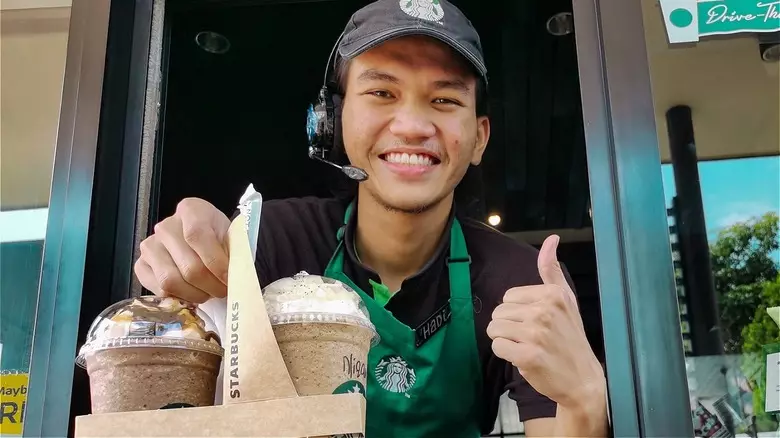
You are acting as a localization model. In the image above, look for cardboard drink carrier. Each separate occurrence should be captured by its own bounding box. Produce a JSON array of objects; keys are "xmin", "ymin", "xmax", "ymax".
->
[{"xmin": 75, "ymin": 186, "xmax": 367, "ymax": 437}]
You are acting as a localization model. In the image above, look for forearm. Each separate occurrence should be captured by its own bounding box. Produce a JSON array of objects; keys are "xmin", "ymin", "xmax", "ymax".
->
[{"xmin": 552, "ymin": 380, "xmax": 609, "ymax": 437}]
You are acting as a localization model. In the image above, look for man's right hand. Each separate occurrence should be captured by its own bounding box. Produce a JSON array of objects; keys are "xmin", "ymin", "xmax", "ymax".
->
[{"xmin": 134, "ymin": 198, "xmax": 231, "ymax": 304}]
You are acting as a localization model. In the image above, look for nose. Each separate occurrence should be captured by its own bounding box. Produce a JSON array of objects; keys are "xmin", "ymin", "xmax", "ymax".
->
[{"xmin": 388, "ymin": 104, "xmax": 436, "ymax": 142}]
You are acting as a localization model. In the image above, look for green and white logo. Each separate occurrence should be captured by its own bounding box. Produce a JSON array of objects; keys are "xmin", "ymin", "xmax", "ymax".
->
[
  {"xmin": 659, "ymin": 0, "xmax": 780, "ymax": 43},
  {"xmin": 332, "ymin": 380, "xmax": 366, "ymax": 395},
  {"xmin": 399, "ymin": 0, "xmax": 445, "ymax": 23},
  {"xmin": 374, "ymin": 355, "xmax": 416, "ymax": 395}
]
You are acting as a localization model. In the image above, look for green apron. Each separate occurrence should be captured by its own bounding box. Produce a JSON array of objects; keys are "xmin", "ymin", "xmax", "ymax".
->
[{"xmin": 324, "ymin": 205, "xmax": 483, "ymax": 437}]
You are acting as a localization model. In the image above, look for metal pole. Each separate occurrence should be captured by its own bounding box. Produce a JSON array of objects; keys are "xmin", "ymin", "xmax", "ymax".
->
[{"xmin": 666, "ymin": 105, "xmax": 724, "ymax": 357}]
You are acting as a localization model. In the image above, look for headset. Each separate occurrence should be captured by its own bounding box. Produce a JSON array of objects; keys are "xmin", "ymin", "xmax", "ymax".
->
[{"xmin": 306, "ymin": 32, "xmax": 368, "ymax": 181}]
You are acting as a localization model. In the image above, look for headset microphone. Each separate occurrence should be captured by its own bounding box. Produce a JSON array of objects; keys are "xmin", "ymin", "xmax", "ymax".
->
[
  {"xmin": 306, "ymin": 32, "xmax": 368, "ymax": 182},
  {"xmin": 309, "ymin": 151, "xmax": 368, "ymax": 181}
]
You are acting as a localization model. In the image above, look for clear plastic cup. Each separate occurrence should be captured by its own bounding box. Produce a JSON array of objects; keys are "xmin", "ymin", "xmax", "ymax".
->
[
  {"xmin": 76, "ymin": 296, "xmax": 224, "ymax": 413},
  {"xmin": 264, "ymin": 272, "xmax": 379, "ymax": 397}
]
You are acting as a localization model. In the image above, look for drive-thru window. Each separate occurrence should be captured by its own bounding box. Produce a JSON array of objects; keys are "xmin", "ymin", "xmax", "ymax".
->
[{"xmin": 1, "ymin": 1, "xmax": 776, "ymax": 437}]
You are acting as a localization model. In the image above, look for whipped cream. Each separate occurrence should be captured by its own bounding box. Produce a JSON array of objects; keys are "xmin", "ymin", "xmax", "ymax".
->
[{"xmin": 263, "ymin": 272, "xmax": 376, "ymax": 334}]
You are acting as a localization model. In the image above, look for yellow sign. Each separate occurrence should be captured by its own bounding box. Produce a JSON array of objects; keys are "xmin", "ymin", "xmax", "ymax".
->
[{"xmin": 0, "ymin": 374, "xmax": 28, "ymax": 436}]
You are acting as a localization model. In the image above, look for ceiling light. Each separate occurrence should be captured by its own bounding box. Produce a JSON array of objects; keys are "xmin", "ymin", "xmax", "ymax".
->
[
  {"xmin": 195, "ymin": 31, "xmax": 231, "ymax": 55},
  {"xmin": 758, "ymin": 32, "xmax": 780, "ymax": 62},
  {"xmin": 546, "ymin": 12, "xmax": 574, "ymax": 36},
  {"xmin": 760, "ymin": 43, "xmax": 780, "ymax": 62},
  {"xmin": 488, "ymin": 214, "xmax": 501, "ymax": 227}
]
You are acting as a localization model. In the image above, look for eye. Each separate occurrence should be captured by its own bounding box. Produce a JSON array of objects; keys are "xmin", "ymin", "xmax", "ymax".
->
[
  {"xmin": 432, "ymin": 97, "xmax": 463, "ymax": 106},
  {"xmin": 366, "ymin": 90, "xmax": 394, "ymax": 99}
]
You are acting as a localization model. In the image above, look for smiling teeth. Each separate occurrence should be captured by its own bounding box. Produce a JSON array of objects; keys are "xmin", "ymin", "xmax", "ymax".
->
[{"xmin": 385, "ymin": 153, "xmax": 434, "ymax": 166}]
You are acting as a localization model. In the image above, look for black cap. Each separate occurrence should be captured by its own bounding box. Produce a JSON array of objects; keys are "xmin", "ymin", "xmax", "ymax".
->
[{"xmin": 337, "ymin": 0, "xmax": 487, "ymax": 82}]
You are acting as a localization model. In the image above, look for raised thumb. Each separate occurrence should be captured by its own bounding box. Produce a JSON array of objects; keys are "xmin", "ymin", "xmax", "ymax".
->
[{"xmin": 537, "ymin": 235, "xmax": 566, "ymax": 287}]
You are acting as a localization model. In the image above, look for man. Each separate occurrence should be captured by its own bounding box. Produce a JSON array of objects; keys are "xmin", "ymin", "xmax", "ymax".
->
[{"xmin": 134, "ymin": 0, "xmax": 609, "ymax": 436}]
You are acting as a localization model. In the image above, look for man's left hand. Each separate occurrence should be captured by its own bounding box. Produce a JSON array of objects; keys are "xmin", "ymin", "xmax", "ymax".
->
[{"xmin": 487, "ymin": 234, "xmax": 606, "ymax": 412}]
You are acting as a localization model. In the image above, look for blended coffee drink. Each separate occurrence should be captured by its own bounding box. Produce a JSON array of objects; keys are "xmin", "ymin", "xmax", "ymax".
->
[
  {"xmin": 76, "ymin": 296, "xmax": 223, "ymax": 414},
  {"xmin": 264, "ymin": 272, "xmax": 379, "ymax": 397}
]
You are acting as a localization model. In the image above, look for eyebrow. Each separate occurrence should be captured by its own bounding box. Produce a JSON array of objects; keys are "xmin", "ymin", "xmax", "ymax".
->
[
  {"xmin": 356, "ymin": 68, "xmax": 472, "ymax": 94},
  {"xmin": 357, "ymin": 69, "xmax": 400, "ymax": 84},
  {"xmin": 433, "ymin": 79, "xmax": 471, "ymax": 95}
]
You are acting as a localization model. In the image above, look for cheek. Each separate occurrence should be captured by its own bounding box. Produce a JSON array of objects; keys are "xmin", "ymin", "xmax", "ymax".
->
[
  {"xmin": 442, "ymin": 122, "xmax": 475, "ymax": 165},
  {"xmin": 341, "ymin": 104, "xmax": 376, "ymax": 156},
  {"xmin": 341, "ymin": 107, "xmax": 363, "ymax": 156},
  {"xmin": 449, "ymin": 139, "xmax": 462, "ymax": 162}
]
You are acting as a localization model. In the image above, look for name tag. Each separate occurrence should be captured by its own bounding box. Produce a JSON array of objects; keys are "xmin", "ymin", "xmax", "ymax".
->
[{"xmin": 414, "ymin": 301, "xmax": 452, "ymax": 347}]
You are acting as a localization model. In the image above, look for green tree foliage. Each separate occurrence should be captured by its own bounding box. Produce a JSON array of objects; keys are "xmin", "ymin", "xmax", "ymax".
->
[
  {"xmin": 740, "ymin": 277, "xmax": 779, "ymax": 429},
  {"xmin": 710, "ymin": 212, "xmax": 779, "ymax": 431},
  {"xmin": 710, "ymin": 212, "xmax": 779, "ymax": 353},
  {"xmin": 742, "ymin": 277, "xmax": 780, "ymax": 354}
]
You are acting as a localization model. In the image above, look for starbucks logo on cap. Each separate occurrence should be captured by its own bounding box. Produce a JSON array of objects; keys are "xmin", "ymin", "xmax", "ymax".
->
[
  {"xmin": 374, "ymin": 355, "xmax": 416, "ymax": 395},
  {"xmin": 399, "ymin": 0, "xmax": 444, "ymax": 23}
]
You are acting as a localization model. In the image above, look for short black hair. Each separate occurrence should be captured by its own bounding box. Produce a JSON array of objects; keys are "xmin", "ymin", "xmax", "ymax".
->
[
  {"xmin": 333, "ymin": 56, "xmax": 489, "ymax": 117},
  {"xmin": 326, "ymin": 55, "xmax": 487, "ymax": 219}
]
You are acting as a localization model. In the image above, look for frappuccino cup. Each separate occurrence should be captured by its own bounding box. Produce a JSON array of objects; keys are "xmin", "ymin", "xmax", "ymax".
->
[
  {"xmin": 264, "ymin": 272, "xmax": 379, "ymax": 397},
  {"xmin": 76, "ymin": 296, "xmax": 223, "ymax": 414}
]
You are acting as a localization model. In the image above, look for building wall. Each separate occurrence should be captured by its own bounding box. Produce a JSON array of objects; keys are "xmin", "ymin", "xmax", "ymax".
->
[
  {"xmin": 0, "ymin": 7, "xmax": 71, "ymax": 430},
  {"xmin": 1, "ymin": 6, "xmax": 71, "ymax": 211}
]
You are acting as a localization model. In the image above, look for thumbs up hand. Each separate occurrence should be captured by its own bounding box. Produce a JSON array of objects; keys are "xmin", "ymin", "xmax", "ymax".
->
[{"xmin": 487, "ymin": 235, "xmax": 606, "ymax": 414}]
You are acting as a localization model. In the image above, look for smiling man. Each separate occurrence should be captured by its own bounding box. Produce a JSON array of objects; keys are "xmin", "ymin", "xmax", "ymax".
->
[{"xmin": 134, "ymin": 0, "xmax": 609, "ymax": 436}]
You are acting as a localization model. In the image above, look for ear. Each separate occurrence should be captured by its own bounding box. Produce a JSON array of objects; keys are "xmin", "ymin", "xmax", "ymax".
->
[{"xmin": 470, "ymin": 116, "xmax": 490, "ymax": 165}]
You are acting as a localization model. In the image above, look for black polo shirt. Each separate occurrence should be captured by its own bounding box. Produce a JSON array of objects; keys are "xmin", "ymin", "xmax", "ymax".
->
[{"xmin": 254, "ymin": 196, "xmax": 573, "ymax": 434}]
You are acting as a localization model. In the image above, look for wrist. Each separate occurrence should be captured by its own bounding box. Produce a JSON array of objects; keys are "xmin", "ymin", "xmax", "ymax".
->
[
  {"xmin": 555, "ymin": 377, "xmax": 609, "ymax": 436},
  {"xmin": 559, "ymin": 359, "xmax": 606, "ymax": 407}
]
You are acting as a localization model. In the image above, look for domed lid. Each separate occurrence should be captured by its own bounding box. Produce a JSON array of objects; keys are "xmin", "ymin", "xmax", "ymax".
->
[
  {"xmin": 76, "ymin": 296, "xmax": 223, "ymax": 368},
  {"xmin": 263, "ymin": 271, "xmax": 379, "ymax": 345}
]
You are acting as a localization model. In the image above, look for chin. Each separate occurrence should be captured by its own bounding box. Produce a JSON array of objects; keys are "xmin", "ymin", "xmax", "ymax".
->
[{"xmin": 368, "ymin": 188, "xmax": 449, "ymax": 215}]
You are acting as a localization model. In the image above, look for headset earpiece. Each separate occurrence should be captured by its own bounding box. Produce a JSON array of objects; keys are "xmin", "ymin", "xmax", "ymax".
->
[
  {"xmin": 307, "ymin": 85, "xmax": 336, "ymax": 159},
  {"xmin": 307, "ymin": 32, "xmax": 346, "ymax": 162}
]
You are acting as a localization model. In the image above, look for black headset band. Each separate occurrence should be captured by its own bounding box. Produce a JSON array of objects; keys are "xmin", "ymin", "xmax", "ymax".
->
[{"xmin": 322, "ymin": 31, "xmax": 346, "ymax": 88}]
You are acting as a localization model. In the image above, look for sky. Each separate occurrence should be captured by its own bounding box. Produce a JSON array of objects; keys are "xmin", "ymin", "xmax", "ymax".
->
[{"xmin": 661, "ymin": 155, "xmax": 780, "ymax": 263}]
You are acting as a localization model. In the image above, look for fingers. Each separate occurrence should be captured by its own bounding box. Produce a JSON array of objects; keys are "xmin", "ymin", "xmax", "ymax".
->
[
  {"xmin": 487, "ymin": 319, "xmax": 526, "ymax": 343},
  {"xmin": 155, "ymin": 217, "xmax": 228, "ymax": 299},
  {"xmin": 537, "ymin": 235, "xmax": 567, "ymax": 288},
  {"xmin": 182, "ymin": 222, "xmax": 230, "ymax": 285},
  {"xmin": 491, "ymin": 337, "xmax": 539, "ymax": 372},
  {"xmin": 177, "ymin": 200, "xmax": 230, "ymax": 285},
  {"xmin": 491, "ymin": 303, "xmax": 531, "ymax": 323},
  {"xmin": 138, "ymin": 237, "xmax": 212, "ymax": 304},
  {"xmin": 134, "ymin": 198, "xmax": 231, "ymax": 304},
  {"xmin": 134, "ymin": 258, "xmax": 160, "ymax": 295},
  {"xmin": 503, "ymin": 285, "xmax": 549, "ymax": 304}
]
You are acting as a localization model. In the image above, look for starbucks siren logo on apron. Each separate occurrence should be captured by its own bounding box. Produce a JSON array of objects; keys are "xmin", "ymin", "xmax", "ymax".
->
[
  {"xmin": 399, "ymin": 0, "xmax": 444, "ymax": 23},
  {"xmin": 374, "ymin": 355, "xmax": 416, "ymax": 395}
]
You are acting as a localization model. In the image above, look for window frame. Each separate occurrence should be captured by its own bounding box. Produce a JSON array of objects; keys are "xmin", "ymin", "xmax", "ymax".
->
[
  {"xmin": 573, "ymin": 0, "xmax": 694, "ymax": 436},
  {"xmin": 22, "ymin": 0, "xmax": 156, "ymax": 436},
  {"xmin": 24, "ymin": 0, "xmax": 695, "ymax": 436}
]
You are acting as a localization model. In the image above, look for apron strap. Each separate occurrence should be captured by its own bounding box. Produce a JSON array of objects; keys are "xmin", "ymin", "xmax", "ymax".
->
[
  {"xmin": 337, "ymin": 201, "xmax": 355, "ymax": 241},
  {"xmin": 325, "ymin": 201, "xmax": 354, "ymax": 277},
  {"xmin": 333, "ymin": 200, "xmax": 472, "ymax": 302},
  {"xmin": 447, "ymin": 219, "xmax": 472, "ymax": 301}
]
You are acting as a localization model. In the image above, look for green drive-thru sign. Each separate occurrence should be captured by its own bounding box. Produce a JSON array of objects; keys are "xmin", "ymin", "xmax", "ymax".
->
[{"xmin": 659, "ymin": 0, "xmax": 780, "ymax": 43}]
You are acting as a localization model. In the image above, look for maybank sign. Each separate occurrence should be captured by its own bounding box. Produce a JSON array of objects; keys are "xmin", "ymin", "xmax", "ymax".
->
[
  {"xmin": 0, "ymin": 373, "xmax": 28, "ymax": 436},
  {"xmin": 659, "ymin": 0, "xmax": 780, "ymax": 43}
]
